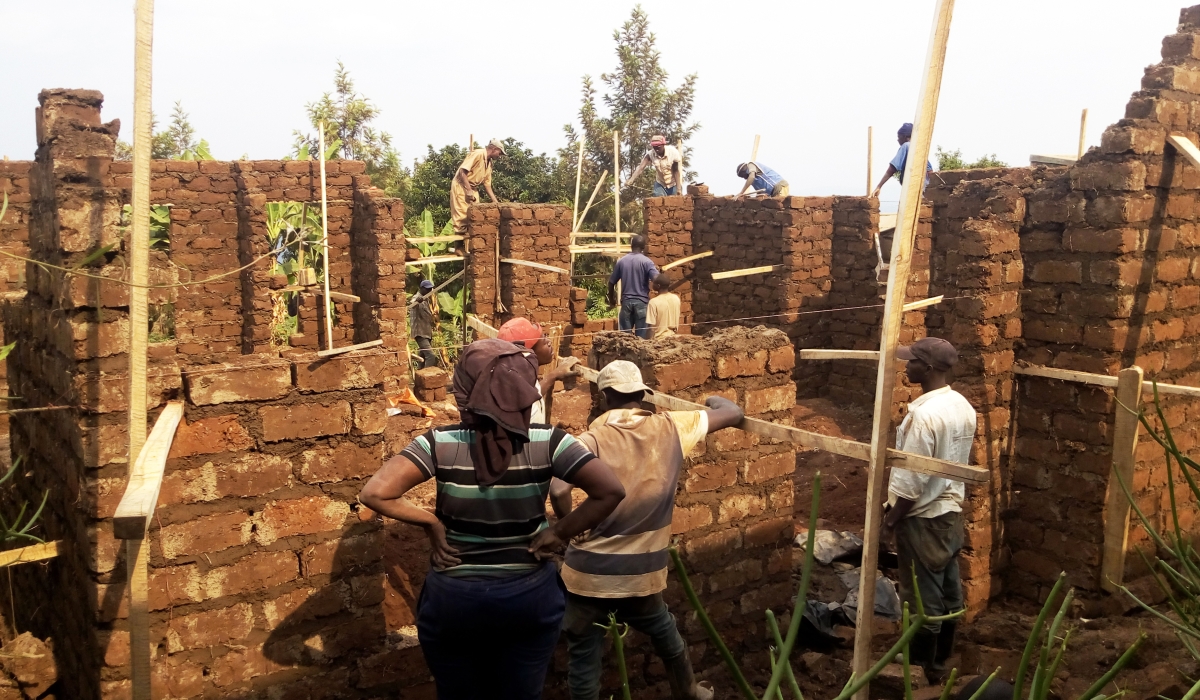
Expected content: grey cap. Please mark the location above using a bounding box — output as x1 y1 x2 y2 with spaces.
488 138 507 155
419 280 434 290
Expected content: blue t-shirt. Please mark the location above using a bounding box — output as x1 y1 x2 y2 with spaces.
609 252 659 303
890 142 933 185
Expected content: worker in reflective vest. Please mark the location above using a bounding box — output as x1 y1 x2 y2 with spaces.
735 162 789 199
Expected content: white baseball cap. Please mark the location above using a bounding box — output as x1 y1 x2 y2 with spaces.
596 360 651 394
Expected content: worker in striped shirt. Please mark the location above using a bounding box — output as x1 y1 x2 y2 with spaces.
550 360 744 700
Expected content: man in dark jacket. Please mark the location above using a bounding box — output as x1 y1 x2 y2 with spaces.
411 279 438 368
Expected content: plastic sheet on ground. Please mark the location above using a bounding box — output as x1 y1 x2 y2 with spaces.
837 567 902 621
797 600 853 645
795 529 864 565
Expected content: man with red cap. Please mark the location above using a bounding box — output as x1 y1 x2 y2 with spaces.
882 336 976 682
625 134 683 196
497 317 581 424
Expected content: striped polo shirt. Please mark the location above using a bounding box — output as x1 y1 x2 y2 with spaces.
401 423 595 579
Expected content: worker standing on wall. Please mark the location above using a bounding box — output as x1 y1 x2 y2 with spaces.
625 134 684 196
450 138 506 237
410 280 439 368
607 235 659 339
550 361 744 700
871 122 933 198
645 272 681 339
881 337 976 683
734 161 789 199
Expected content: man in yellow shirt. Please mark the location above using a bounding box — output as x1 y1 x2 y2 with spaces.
450 139 506 234
645 273 681 339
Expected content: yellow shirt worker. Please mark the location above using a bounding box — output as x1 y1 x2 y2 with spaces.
450 139 506 234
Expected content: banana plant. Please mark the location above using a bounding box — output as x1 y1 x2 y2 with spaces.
265 201 324 282
120 203 171 250
177 139 214 161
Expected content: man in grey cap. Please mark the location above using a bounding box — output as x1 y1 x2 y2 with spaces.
450 138 506 235
882 336 976 682
410 279 439 368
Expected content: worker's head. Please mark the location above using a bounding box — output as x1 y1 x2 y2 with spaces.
652 272 672 292
736 162 751 179
497 317 553 365
897 123 914 145
597 360 650 409
897 336 957 386
650 135 667 155
486 138 507 159
419 279 434 293
630 234 647 252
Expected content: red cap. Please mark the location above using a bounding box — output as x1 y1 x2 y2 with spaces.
497 317 543 348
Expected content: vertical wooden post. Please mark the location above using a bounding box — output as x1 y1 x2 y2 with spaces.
867 126 874 196
572 138 585 231
318 123 333 351
613 131 621 238
128 1 155 696
852 2 955 698
469 133 474 152
1078 108 1089 160
1100 366 1144 592
750 134 761 163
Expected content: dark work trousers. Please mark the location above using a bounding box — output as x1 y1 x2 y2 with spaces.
415 336 438 368
896 511 964 634
618 299 650 339
417 561 565 700
562 591 687 700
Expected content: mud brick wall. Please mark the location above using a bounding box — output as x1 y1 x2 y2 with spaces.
0 160 32 448
643 194 697 330
586 326 797 697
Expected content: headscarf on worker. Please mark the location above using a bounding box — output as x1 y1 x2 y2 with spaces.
450 338 542 486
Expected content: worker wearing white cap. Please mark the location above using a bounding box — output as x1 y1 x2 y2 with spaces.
450 138 506 235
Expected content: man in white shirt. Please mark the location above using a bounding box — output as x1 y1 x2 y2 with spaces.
882 337 976 682
626 135 683 196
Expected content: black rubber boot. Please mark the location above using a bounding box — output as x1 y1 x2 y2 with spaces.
908 630 939 681
932 620 958 676
664 652 714 700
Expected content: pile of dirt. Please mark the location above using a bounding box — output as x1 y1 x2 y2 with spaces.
0 632 57 699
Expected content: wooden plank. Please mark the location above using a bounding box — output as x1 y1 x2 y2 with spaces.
866 125 873 197
570 232 631 239
1014 363 1200 400
1078 108 1089 160
800 349 881 361
127 536 150 700
320 123 333 352
662 250 714 271
404 235 464 243
852 2 956 696
572 138 584 230
467 314 498 339
711 264 782 280
501 258 570 275
1167 134 1200 171
1030 154 1077 166
328 291 360 303
614 130 622 238
751 134 761 162
1101 366 1143 592
316 339 384 358
902 295 944 311
114 401 185 539
0 540 60 569
572 170 608 233
408 269 465 308
405 255 466 266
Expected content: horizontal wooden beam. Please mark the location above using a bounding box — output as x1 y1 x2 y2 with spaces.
662 250 714 271
405 235 464 243
316 339 384 358
570 232 632 239
408 269 465 308
800 349 881 361
1014 364 1200 398
0 540 60 569
1029 154 1077 166
902 295 943 311
574 366 987 484
328 291 360 303
501 258 570 274
711 264 782 280
114 402 185 539
405 256 465 266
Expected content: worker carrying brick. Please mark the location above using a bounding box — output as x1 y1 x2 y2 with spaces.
450 138 506 236
497 316 582 424
870 122 933 198
625 134 684 196
645 272 681 339
881 337 977 682
358 338 625 700
735 161 789 199
608 235 660 339
410 279 439 368
550 360 744 700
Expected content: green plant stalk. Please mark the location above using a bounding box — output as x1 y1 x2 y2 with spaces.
1045 629 1071 693
902 603 914 700
767 648 786 700
669 547 757 700
968 670 1000 700
765 610 803 700
937 669 960 700
1013 573 1066 700
832 613 929 700
763 472 822 700
1180 676 1200 700
1033 588 1075 700
1077 634 1146 700
604 614 632 700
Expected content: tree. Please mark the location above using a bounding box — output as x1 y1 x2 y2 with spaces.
561 5 699 232
115 101 212 161
294 62 410 197
935 146 1007 171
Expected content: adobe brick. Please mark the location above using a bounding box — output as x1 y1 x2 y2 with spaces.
650 359 711 392
1157 257 1191 283
670 505 713 535
167 415 253 458
684 529 742 570
166 603 254 653
715 350 767 378
744 516 795 547
255 494 350 545
717 494 765 523
158 510 253 560
743 382 796 415
260 401 351 442
1152 318 1186 342
708 427 756 452
204 550 299 599
1029 260 1082 284
185 363 291 406
1023 320 1083 344
684 461 738 492
299 441 384 483
768 345 795 373
301 533 380 577
1062 227 1140 254
294 354 393 392
742 451 795 484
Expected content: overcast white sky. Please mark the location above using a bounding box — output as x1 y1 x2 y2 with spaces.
0 1 1185 206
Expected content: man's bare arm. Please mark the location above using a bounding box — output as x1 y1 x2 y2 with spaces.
871 164 898 198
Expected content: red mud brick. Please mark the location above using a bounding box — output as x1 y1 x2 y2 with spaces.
255 494 350 545
670 505 713 535
743 382 796 414
158 511 252 560
684 461 738 492
651 359 712 392
185 363 291 406
742 451 795 484
204 550 299 598
717 494 766 523
166 603 254 653
167 415 253 458
260 401 351 442
414 367 448 390
300 533 380 576
716 350 767 379
768 345 795 373
299 441 385 483
744 516 795 547
684 529 742 569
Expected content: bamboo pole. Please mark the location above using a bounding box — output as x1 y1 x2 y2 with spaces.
867 126 874 196
319 123 333 352
1078 108 1088 160
572 137 585 230
852 2 956 698
128 2 155 697
573 171 608 233
613 131 621 238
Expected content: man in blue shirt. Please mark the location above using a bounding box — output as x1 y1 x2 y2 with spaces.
872 122 933 198
735 162 789 199
607 235 659 339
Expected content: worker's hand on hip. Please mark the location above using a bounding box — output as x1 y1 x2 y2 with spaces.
528 527 568 560
426 521 462 570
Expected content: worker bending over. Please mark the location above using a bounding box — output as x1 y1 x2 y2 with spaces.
882 337 976 682
497 317 582 424
625 134 684 196
735 161 789 199
410 279 438 368
871 122 933 198
359 339 625 700
551 361 744 700
607 235 660 339
450 138 506 236
645 272 681 339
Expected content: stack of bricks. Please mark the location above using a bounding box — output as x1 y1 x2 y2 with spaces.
2 88 426 698
584 326 796 697
414 367 448 402
642 193 696 330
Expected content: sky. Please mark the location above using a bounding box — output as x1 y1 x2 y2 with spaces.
0 1 1186 209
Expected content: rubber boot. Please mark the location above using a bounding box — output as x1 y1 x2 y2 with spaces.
664 652 714 700
932 620 958 677
908 630 939 682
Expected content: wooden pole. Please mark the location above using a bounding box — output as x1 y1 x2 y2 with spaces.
1078 108 1088 160
574 171 608 233
851 2 955 698
128 1 154 696
319 123 333 352
613 131 621 238
867 126 874 196
469 133 474 152
750 134 761 162
1100 366 1144 592
572 137 585 230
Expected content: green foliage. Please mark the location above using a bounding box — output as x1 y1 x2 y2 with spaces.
0 457 47 547
935 147 1007 171
116 101 214 161
120 203 172 250
265 201 324 281
294 62 410 197
563 5 699 232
